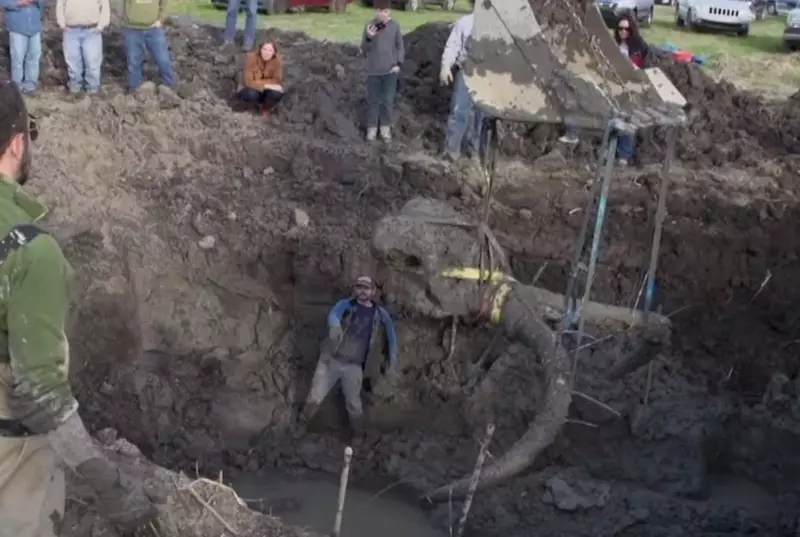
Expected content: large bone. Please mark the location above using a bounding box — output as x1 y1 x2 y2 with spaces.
372 198 671 502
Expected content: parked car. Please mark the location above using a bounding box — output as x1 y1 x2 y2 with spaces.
361 0 455 10
674 0 757 36
783 7 800 49
776 0 799 14
596 0 656 27
656 0 674 5
211 0 354 14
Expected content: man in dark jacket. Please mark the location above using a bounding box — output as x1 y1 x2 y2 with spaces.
361 0 404 143
298 276 398 436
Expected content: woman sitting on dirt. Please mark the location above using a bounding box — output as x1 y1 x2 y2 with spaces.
237 41 285 117
612 13 649 165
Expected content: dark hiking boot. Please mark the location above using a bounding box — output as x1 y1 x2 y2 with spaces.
292 403 319 438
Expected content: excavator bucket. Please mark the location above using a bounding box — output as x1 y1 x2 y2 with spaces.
464 0 687 130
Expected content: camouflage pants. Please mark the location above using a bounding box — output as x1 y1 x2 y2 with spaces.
305 354 364 420
0 366 65 537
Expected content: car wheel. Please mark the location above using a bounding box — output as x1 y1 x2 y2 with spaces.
443 0 455 10
674 4 684 26
686 8 696 30
641 6 654 27
267 0 287 14
737 24 750 36
404 0 420 10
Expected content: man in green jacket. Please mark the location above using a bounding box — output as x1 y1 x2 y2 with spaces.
122 0 176 91
0 82 158 536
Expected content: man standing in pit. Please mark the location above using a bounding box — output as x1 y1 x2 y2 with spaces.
297 276 399 437
0 81 157 537
439 0 485 163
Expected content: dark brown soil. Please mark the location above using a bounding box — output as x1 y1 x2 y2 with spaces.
1 12 799 537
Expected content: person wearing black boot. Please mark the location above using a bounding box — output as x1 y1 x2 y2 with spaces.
296 276 399 439
237 41 285 117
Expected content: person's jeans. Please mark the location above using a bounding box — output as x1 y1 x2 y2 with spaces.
224 0 258 49
8 32 41 92
444 70 485 157
617 134 635 161
63 28 103 92
238 87 284 105
305 354 364 421
123 27 176 91
365 72 398 130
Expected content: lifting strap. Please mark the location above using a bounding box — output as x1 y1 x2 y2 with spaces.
0 223 48 437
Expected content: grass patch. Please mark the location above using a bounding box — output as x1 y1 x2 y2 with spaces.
168 0 467 41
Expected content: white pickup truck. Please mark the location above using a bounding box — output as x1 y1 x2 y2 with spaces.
675 0 757 36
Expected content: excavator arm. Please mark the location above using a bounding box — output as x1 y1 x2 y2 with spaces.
463 0 687 130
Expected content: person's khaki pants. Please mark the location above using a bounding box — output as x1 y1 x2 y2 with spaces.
0 365 65 537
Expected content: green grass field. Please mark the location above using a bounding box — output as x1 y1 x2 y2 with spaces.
167 1 799 94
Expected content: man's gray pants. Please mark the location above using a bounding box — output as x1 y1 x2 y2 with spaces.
305 353 363 420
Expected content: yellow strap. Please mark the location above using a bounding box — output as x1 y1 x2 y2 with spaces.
440 266 514 324
490 283 513 324
441 267 517 283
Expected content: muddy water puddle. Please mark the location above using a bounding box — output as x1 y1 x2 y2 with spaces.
233 472 446 537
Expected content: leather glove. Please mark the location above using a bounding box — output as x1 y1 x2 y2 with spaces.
439 66 453 86
328 324 343 342
76 457 158 532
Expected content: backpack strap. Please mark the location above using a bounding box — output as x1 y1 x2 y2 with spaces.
0 223 48 438
0 224 46 267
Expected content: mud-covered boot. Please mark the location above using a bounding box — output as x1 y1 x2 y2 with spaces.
379 126 391 142
292 403 319 438
366 127 378 141
348 415 365 442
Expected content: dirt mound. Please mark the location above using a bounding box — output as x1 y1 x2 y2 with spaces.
2 15 799 537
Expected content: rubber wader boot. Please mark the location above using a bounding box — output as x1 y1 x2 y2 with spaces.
366 127 377 141
349 415 365 442
293 403 319 438
379 126 391 142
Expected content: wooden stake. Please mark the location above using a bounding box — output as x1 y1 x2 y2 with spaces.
455 423 495 537
332 446 354 537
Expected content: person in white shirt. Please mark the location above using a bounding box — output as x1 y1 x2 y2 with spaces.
438 1 485 162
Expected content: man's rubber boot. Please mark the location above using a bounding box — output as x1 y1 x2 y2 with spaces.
348 415 365 443
293 403 319 438
379 126 391 142
366 127 377 141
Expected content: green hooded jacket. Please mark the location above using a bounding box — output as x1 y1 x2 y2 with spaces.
0 176 78 435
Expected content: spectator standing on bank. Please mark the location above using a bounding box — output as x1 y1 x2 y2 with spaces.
122 0 176 92
439 0 484 162
0 0 45 94
222 0 257 52
56 0 110 94
360 0 404 142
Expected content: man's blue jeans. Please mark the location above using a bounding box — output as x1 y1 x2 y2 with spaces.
366 73 398 129
617 134 635 161
224 0 258 49
444 70 485 157
8 32 41 92
123 27 176 91
566 126 636 162
63 28 103 92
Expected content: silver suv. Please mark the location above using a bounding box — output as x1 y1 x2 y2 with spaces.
596 0 657 27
